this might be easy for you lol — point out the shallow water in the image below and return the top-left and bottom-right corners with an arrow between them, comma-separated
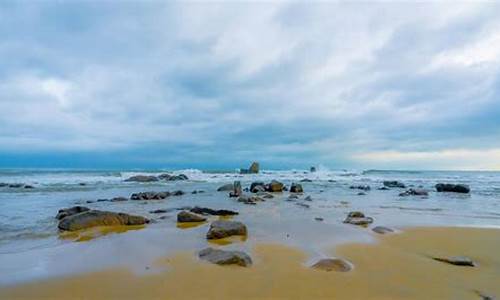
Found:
1,168 -> 500,285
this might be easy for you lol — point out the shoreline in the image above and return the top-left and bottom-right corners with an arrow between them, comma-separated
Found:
1,226 -> 499,299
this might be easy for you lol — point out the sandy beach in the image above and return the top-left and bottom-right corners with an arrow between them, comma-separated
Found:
1,226 -> 499,299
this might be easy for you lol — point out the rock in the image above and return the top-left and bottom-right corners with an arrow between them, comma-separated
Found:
58,210 -> 149,231
383,181 -> 406,188
311,258 -> 352,272
78,183 -> 87,186
56,206 -> 91,220
97,199 -> 109,202
229,181 -> 242,197
206,220 -> 247,239
432,256 -> 475,267
124,175 -> 158,182
190,206 -> 238,216
372,226 -> 394,234
177,211 -> 207,222
349,185 -> 371,191
474,290 -> 495,300
256,192 -> 274,199
435,183 -> 470,193
158,173 -> 188,181
315,217 -> 324,222
295,203 -> 310,209
300,178 -> 313,182
110,197 -> 128,202
304,195 -> 313,201
172,190 -> 184,196
357,192 -> 366,196
343,211 -> 374,226
248,162 -> 259,174
150,209 -> 168,214
198,248 -> 252,267
130,191 -> 169,200
24,185 -> 34,189
267,180 -> 285,192
290,183 -> 303,193
0,183 -> 8,187
237,195 -> 264,205
399,188 -> 428,197
377,186 -> 390,190
250,182 -> 266,193
310,166 -> 317,172
8,183 -> 24,188
217,183 -> 234,192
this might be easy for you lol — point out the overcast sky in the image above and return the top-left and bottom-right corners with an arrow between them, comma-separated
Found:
1,1 -> 500,170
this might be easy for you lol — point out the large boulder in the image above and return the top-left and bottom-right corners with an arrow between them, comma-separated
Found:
217,183 -> 234,192
58,210 -> 149,231
267,180 -> 285,192
56,206 -> 90,220
343,211 -> 374,226
190,206 -> 238,216
290,183 -> 303,193
177,211 -> 206,222
130,191 -> 169,200
198,248 -> 252,267
435,183 -> 470,194
206,220 -> 247,239
311,258 -> 352,272
383,181 -> 406,188
124,175 -> 159,182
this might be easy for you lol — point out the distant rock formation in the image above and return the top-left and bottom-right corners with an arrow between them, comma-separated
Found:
240,162 -> 259,174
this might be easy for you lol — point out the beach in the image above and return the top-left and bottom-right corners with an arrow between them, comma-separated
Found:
1,169 -> 500,299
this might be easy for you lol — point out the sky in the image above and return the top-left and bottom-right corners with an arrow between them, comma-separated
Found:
1,1 -> 500,170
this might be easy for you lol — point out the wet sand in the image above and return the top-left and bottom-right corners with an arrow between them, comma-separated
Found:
1,226 -> 499,299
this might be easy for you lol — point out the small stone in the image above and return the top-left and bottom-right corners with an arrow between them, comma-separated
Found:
432,256 -> 475,267
198,248 -> 252,267
311,258 -> 352,272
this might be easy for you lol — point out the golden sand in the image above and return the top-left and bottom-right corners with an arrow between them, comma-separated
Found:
1,227 -> 499,299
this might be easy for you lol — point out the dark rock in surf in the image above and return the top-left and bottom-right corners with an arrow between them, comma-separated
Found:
177,211 -> 206,222
372,226 -> 394,234
290,183 -> 303,193
111,197 -> 128,202
229,181 -> 242,197
130,191 -> 170,200
435,183 -> 470,194
383,181 -> 406,188
56,206 -> 90,220
343,211 -> 373,226
349,185 -> 371,191
124,175 -> 159,182
267,180 -> 285,192
432,256 -> 475,267
190,206 -> 238,216
399,188 -> 428,197
311,258 -> 352,272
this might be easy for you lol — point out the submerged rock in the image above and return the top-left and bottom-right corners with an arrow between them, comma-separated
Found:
124,175 -> 158,182
110,197 -> 128,202
58,210 -> 149,231
300,178 -> 313,182
432,256 -> 475,267
256,192 -> 274,199
399,188 -> 429,197
349,185 -> 371,191
310,166 -> 317,172
290,183 -> 303,193
8,183 -> 24,188
177,211 -> 207,222
150,209 -> 168,214
383,181 -> 406,188
206,220 -> 247,239
217,183 -> 234,192
343,211 -> 374,226
315,217 -> 324,222
435,183 -> 470,194
130,191 -> 169,200
295,202 -> 310,209
158,174 -> 188,181
198,247 -> 252,267
190,206 -> 238,216
372,226 -> 394,234
237,195 -> 264,205
311,258 -> 352,272
56,206 -> 90,220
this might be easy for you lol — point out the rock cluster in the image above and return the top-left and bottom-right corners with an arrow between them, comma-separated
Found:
130,190 -> 184,200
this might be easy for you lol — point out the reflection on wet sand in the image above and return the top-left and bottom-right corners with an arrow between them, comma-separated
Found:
59,225 -> 146,242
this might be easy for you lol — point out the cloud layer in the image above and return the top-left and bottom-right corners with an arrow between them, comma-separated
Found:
1,1 -> 500,169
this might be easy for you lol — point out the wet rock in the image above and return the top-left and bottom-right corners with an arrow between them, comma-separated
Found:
399,188 -> 428,197
290,183 -> 303,193
267,180 -> 285,192
58,210 -> 149,231
24,185 -> 34,189
300,178 -> 313,182
432,256 -> 475,267
150,209 -> 168,214
435,183 -> 470,193
310,166 -> 317,172
110,197 -> 128,202
349,185 -> 371,191
172,190 -> 184,196
206,220 -> 247,239
124,175 -> 159,182
198,247 -> 252,267
237,195 -> 264,205
295,203 -> 310,208
130,191 -> 170,200
343,211 -> 374,226
78,183 -> 87,186
8,183 -> 24,188
357,192 -> 366,196
377,186 -> 390,190
372,226 -> 394,234
304,195 -> 313,201
190,206 -> 238,216
0,183 -> 8,187
250,182 -> 266,193
256,192 -> 274,199
229,181 -> 242,197
97,199 -> 109,202
315,217 -> 324,222
311,258 -> 352,272
240,162 -> 259,174
177,211 -> 207,222
383,181 -> 406,188
287,194 -> 299,200
86,200 -> 95,204
56,206 -> 90,220
158,174 -> 188,181
217,183 -> 234,192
